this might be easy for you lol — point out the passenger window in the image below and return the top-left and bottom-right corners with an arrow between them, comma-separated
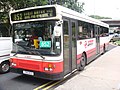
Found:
78,21 -> 94,40
100,27 -> 109,37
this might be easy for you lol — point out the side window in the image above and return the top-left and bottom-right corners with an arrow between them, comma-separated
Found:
0,31 -> 2,37
88,24 -> 94,38
83,23 -> 89,38
78,22 -> 83,39
100,27 -> 103,37
77,21 -> 94,40
100,27 -> 109,37
63,21 -> 69,43
104,28 -> 109,36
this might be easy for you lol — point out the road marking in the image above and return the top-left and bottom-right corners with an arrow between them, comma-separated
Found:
34,72 -> 77,90
34,81 -> 54,90
42,71 -> 78,90
42,79 -> 64,90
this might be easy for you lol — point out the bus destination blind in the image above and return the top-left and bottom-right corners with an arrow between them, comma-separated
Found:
11,7 -> 56,21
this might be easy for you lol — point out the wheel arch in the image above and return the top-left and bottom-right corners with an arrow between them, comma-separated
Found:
0,60 -> 10,73
0,60 -> 10,65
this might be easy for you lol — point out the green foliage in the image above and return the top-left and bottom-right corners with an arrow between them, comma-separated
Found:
115,41 -> 120,45
0,0 -> 85,23
89,15 -> 112,19
10,0 -> 48,10
0,0 -> 48,23
0,12 -> 8,22
0,0 -> 84,35
55,0 -> 84,13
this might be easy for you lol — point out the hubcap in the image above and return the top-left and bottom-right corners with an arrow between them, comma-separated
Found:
2,64 -> 9,72
81,56 -> 85,66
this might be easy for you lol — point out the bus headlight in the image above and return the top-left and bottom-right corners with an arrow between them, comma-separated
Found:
44,64 -> 55,72
11,63 -> 16,66
44,67 -> 53,71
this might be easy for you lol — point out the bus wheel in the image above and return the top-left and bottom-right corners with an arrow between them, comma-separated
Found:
79,53 -> 86,71
0,62 -> 10,73
103,45 -> 106,54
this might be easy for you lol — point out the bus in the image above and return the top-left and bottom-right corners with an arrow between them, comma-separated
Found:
0,23 -> 12,73
9,4 -> 109,80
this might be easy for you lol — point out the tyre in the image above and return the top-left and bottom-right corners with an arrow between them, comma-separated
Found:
0,62 -> 10,73
102,45 -> 106,54
79,53 -> 86,71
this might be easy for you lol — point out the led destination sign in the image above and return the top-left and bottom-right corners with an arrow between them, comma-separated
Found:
11,7 -> 56,21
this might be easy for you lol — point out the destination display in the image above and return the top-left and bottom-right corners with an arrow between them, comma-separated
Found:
11,7 -> 56,21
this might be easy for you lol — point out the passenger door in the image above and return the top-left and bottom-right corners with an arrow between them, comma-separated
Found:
63,18 -> 77,75
95,25 -> 100,55
71,20 -> 77,71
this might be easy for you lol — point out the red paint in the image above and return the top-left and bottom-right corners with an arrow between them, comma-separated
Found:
77,59 -> 80,64
77,54 -> 82,59
84,41 -> 87,48
80,41 -> 82,45
86,48 -> 96,58
77,54 -> 82,64
10,58 -> 63,74
77,42 -> 109,63
42,62 -> 63,73
10,42 -> 109,74
88,40 -> 94,43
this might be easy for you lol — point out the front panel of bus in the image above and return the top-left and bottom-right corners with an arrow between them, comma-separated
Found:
10,20 -> 64,80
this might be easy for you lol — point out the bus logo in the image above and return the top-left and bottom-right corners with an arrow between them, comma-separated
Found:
84,41 -> 87,48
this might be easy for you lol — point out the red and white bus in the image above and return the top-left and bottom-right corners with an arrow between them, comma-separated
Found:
9,4 -> 109,80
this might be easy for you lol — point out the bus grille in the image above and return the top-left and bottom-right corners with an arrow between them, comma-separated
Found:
19,62 -> 39,70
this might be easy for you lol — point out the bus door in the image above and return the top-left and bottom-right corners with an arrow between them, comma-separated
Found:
71,20 -> 77,71
63,19 -> 77,75
95,25 -> 100,55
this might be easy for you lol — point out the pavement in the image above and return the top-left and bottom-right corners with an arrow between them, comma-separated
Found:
55,46 -> 120,90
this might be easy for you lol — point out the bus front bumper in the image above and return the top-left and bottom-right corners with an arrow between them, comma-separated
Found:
10,67 -> 64,80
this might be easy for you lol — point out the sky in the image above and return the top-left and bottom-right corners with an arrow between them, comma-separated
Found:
79,0 -> 120,19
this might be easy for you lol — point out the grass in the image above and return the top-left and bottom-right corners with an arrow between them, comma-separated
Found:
115,40 -> 120,45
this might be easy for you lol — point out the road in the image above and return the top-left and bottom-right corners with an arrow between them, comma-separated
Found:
0,44 -> 117,90
0,73 -> 53,90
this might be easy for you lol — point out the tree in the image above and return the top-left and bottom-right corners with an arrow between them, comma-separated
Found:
54,0 -> 84,13
10,0 -> 48,10
89,15 -> 112,19
0,0 -> 48,22
0,0 -> 49,35
0,0 -> 84,22
0,0 -> 84,33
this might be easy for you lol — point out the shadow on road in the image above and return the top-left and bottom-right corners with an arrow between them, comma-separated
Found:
11,74 -> 51,86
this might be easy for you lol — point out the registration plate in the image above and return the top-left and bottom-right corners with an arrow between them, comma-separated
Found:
23,70 -> 34,76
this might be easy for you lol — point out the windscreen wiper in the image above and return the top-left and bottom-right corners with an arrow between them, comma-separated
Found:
30,50 -> 45,59
14,43 -> 45,59
13,52 -> 18,56
13,44 -> 30,56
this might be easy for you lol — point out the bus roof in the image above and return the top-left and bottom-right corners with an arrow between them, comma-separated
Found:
56,5 -> 109,28
9,4 -> 109,28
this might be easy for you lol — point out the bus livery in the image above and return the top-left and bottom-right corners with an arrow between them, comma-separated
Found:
9,4 -> 109,80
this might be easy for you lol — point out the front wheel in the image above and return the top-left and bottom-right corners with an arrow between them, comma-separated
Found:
0,62 -> 10,73
79,53 -> 86,71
